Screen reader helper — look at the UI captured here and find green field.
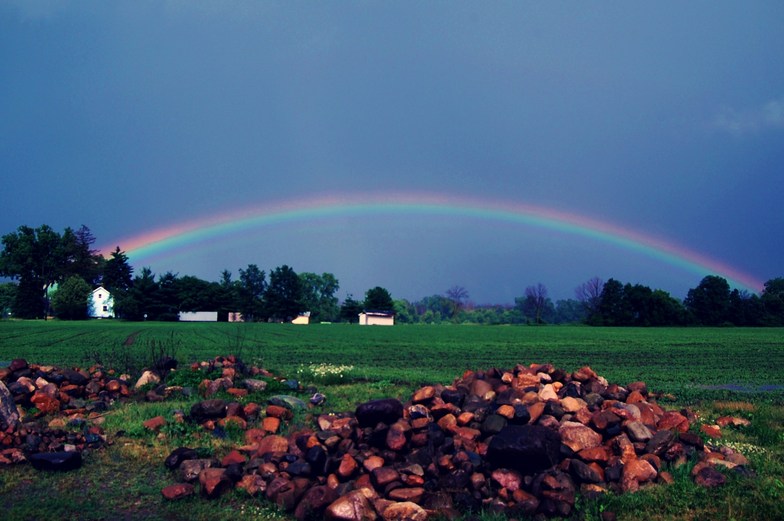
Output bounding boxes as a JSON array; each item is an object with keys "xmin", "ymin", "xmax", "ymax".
[
  {"xmin": 1, "ymin": 321, "xmax": 783, "ymax": 521},
  {"xmin": 1, "ymin": 321, "xmax": 783, "ymax": 400}
]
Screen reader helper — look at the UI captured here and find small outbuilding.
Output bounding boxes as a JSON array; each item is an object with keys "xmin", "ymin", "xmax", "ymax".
[
  {"xmin": 291, "ymin": 311, "xmax": 311, "ymax": 325},
  {"xmin": 178, "ymin": 311, "xmax": 219, "ymax": 322},
  {"xmin": 89, "ymin": 287, "xmax": 114, "ymax": 319},
  {"xmin": 358, "ymin": 311, "xmax": 395, "ymax": 326}
]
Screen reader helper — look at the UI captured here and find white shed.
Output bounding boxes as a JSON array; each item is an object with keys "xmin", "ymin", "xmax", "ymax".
[
  {"xmin": 358, "ymin": 311, "xmax": 395, "ymax": 326},
  {"xmin": 89, "ymin": 287, "xmax": 114, "ymax": 318}
]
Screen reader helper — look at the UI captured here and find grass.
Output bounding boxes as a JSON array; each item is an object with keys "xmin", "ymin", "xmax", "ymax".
[{"xmin": 1, "ymin": 321, "xmax": 783, "ymax": 520}]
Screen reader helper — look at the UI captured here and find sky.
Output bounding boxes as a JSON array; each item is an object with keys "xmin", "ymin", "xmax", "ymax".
[{"xmin": 1, "ymin": 1, "xmax": 782, "ymax": 304}]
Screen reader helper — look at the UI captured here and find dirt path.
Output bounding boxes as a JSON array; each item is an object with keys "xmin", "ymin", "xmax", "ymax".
[{"xmin": 123, "ymin": 331, "xmax": 142, "ymax": 347}]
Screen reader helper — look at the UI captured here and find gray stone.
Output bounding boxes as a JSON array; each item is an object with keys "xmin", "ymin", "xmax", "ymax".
[
  {"xmin": 355, "ymin": 398, "xmax": 404, "ymax": 428},
  {"xmin": 28, "ymin": 451, "xmax": 82, "ymax": 472},
  {"xmin": 0, "ymin": 381, "xmax": 20, "ymax": 431}
]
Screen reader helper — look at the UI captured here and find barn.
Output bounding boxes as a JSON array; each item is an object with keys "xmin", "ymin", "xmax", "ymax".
[{"xmin": 358, "ymin": 311, "xmax": 395, "ymax": 326}]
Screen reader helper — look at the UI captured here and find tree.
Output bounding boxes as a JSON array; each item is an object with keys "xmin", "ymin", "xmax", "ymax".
[
  {"xmin": 554, "ymin": 299, "xmax": 586, "ymax": 324},
  {"xmin": 0, "ymin": 283, "xmax": 18, "ymax": 318},
  {"xmin": 298, "ymin": 272, "xmax": 340, "ymax": 322},
  {"xmin": 237, "ymin": 264, "xmax": 266, "ymax": 321},
  {"xmin": 761, "ymin": 278, "xmax": 784, "ymax": 326},
  {"xmin": 685, "ymin": 275, "xmax": 731, "ymax": 326},
  {"xmin": 339, "ymin": 294, "xmax": 363, "ymax": 323},
  {"xmin": 595, "ymin": 278, "xmax": 631, "ymax": 326},
  {"xmin": 576, "ymin": 277, "xmax": 604, "ymax": 324},
  {"xmin": 102, "ymin": 247, "xmax": 133, "ymax": 293},
  {"xmin": 265, "ymin": 265, "xmax": 302, "ymax": 321},
  {"xmin": 364, "ymin": 286, "xmax": 394, "ymax": 312},
  {"xmin": 518, "ymin": 283, "xmax": 553, "ymax": 324},
  {"xmin": 61, "ymin": 225, "xmax": 104, "ymax": 286},
  {"xmin": 445, "ymin": 285, "xmax": 470, "ymax": 317},
  {"xmin": 0, "ymin": 225, "xmax": 65, "ymax": 318},
  {"xmin": 115, "ymin": 267, "xmax": 158, "ymax": 320},
  {"xmin": 51, "ymin": 276, "xmax": 92, "ymax": 320}
]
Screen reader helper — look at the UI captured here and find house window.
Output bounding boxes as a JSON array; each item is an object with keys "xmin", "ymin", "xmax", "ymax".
[
  {"xmin": 98, "ymin": 294, "xmax": 102, "ymax": 299},
  {"xmin": 103, "ymin": 306, "xmax": 108, "ymax": 311}
]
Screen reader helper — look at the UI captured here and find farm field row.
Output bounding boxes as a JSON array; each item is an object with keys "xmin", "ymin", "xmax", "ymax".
[{"xmin": 1, "ymin": 321, "xmax": 782, "ymax": 401}]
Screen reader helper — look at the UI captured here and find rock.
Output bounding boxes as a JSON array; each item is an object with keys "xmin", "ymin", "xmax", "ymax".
[
  {"xmin": 28, "ymin": 451, "xmax": 82, "ymax": 472},
  {"xmin": 243, "ymin": 378, "xmax": 268, "ymax": 393},
  {"xmin": 387, "ymin": 488, "xmax": 424, "ymax": 503},
  {"xmin": 0, "ymin": 381, "xmax": 21, "ymax": 430},
  {"xmin": 486, "ymin": 424, "xmax": 562, "ymax": 474},
  {"xmin": 134, "ymin": 370, "xmax": 161, "ymax": 389},
  {"xmin": 621, "ymin": 459, "xmax": 657, "ymax": 492},
  {"xmin": 190, "ymin": 399, "xmax": 227, "ymax": 423},
  {"xmin": 143, "ymin": 415, "xmax": 166, "ymax": 431},
  {"xmin": 179, "ymin": 458, "xmax": 215, "ymax": 482},
  {"xmin": 295, "ymin": 485, "xmax": 339, "ymax": 521},
  {"xmin": 700, "ymin": 424, "xmax": 722, "ymax": 439},
  {"xmin": 716, "ymin": 416, "xmax": 751, "ymax": 428},
  {"xmin": 237, "ymin": 474, "xmax": 267, "ymax": 496},
  {"xmin": 694, "ymin": 465, "xmax": 726, "ymax": 488},
  {"xmin": 626, "ymin": 421, "xmax": 653, "ymax": 442},
  {"xmin": 356, "ymin": 399, "xmax": 404, "ymax": 428},
  {"xmin": 269, "ymin": 395, "xmax": 308, "ymax": 410},
  {"xmin": 381, "ymin": 501, "xmax": 427, "ymax": 521},
  {"xmin": 491, "ymin": 468, "xmax": 522, "ymax": 491},
  {"xmin": 559, "ymin": 421, "xmax": 602, "ymax": 453},
  {"xmin": 164, "ymin": 447, "xmax": 199, "ymax": 470},
  {"xmin": 644, "ymin": 429, "xmax": 675, "ymax": 456},
  {"xmin": 199, "ymin": 467, "xmax": 231, "ymax": 498},
  {"xmin": 256, "ymin": 435, "xmax": 289, "ymax": 456},
  {"xmin": 325, "ymin": 489, "xmax": 379, "ymax": 521},
  {"xmin": 161, "ymin": 483, "xmax": 194, "ymax": 500},
  {"xmin": 8, "ymin": 359, "xmax": 29, "ymax": 373}
]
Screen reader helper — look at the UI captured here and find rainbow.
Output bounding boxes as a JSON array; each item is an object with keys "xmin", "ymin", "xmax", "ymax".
[{"xmin": 102, "ymin": 192, "xmax": 765, "ymax": 293}]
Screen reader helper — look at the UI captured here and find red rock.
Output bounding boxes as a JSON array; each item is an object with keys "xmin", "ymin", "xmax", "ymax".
[
  {"xmin": 591, "ymin": 410, "xmax": 621, "ymax": 430},
  {"xmin": 221, "ymin": 449, "xmax": 247, "ymax": 466},
  {"xmin": 227, "ymin": 387, "xmax": 248, "ymax": 398},
  {"xmin": 411, "ymin": 386, "xmax": 435, "ymax": 403},
  {"xmin": 386, "ymin": 420, "xmax": 410, "ymax": 451},
  {"xmin": 237, "ymin": 474, "xmax": 266, "ymax": 495},
  {"xmin": 716, "ymin": 416, "xmax": 751, "ymax": 428},
  {"xmin": 512, "ymin": 488, "xmax": 540, "ymax": 515},
  {"xmin": 363, "ymin": 456, "xmax": 385, "ymax": 472},
  {"xmin": 267, "ymin": 404, "xmax": 293, "ymax": 420},
  {"xmin": 244, "ymin": 428, "xmax": 266, "ymax": 445},
  {"xmin": 199, "ymin": 468, "xmax": 231, "ymax": 498},
  {"xmin": 387, "ymin": 487, "xmax": 424, "ymax": 503},
  {"xmin": 256, "ymin": 435, "xmax": 289, "ymax": 456},
  {"xmin": 262, "ymin": 416, "xmax": 281, "ymax": 433},
  {"xmin": 218, "ymin": 415, "xmax": 246, "ymax": 430},
  {"xmin": 700, "ymin": 424, "xmax": 722, "ymax": 439},
  {"xmin": 657, "ymin": 411, "xmax": 689, "ymax": 433},
  {"xmin": 560, "ymin": 421, "xmax": 602, "ymax": 453},
  {"xmin": 338, "ymin": 453, "xmax": 358, "ymax": 479},
  {"xmin": 578, "ymin": 446, "xmax": 610, "ymax": 463},
  {"xmin": 527, "ymin": 401, "xmax": 545, "ymax": 423},
  {"xmin": 456, "ymin": 411, "xmax": 474, "ymax": 425},
  {"xmin": 621, "ymin": 459, "xmax": 657, "ymax": 492},
  {"xmin": 143, "ymin": 416, "xmax": 166, "ymax": 431},
  {"xmin": 491, "ymin": 468, "xmax": 522, "ymax": 491},
  {"xmin": 626, "ymin": 390, "xmax": 646, "ymax": 404},
  {"xmin": 30, "ymin": 393, "xmax": 60, "ymax": 415},
  {"xmin": 572, "ymin": 366, "xmax": 598, "ymax": 382},
  {"xmin": 161, "ymin": 483, "xmax": 194, "ymax": 500}
]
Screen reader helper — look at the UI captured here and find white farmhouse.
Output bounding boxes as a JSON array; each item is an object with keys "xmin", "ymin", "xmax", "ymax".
[{"xmin": 89, "ymin": 287, "xmax": 114, "ymax": 319}]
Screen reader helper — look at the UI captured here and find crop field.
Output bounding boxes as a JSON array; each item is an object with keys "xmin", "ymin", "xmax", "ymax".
[
  {"xmin": 1, "ymin": 321, "xmax": 783, "ymax": 521},
  {"xmin": 1, "ymin": 321, "xmax": 783, "ymax": 401}
]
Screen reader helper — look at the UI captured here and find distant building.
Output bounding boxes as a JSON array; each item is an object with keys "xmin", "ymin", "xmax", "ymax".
[
  {"xmin": 291, "ymin": 311, "xmax": 311, "ymax": 325},
  {"xmin": 228, "ymin": 312, "xmax": 244, "ymax": 323},
  {"xmin": 89, "ymin": 287, "xmax": 114, "ymax": 319},
  {"xmin": 178, "ymin": 311, "xmax": 219, "ymax": 322},
  {"xmin": 358, "ymin": 311, "xmax": 394, "ymax": 326}
]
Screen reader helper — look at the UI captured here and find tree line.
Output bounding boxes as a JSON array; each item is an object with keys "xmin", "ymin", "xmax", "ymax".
[{"xmin": 1, "ymin": 224, "xmax": 782, "ymax": 326}]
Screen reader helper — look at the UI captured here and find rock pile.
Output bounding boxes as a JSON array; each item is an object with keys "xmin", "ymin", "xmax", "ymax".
[
  {"xmin": 0, "ymin": 358, "xmax": 126, "ymax": 466},
  {"xmin": 162, "ymin": 363, "xmax": 751, "ymax": 520}
]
